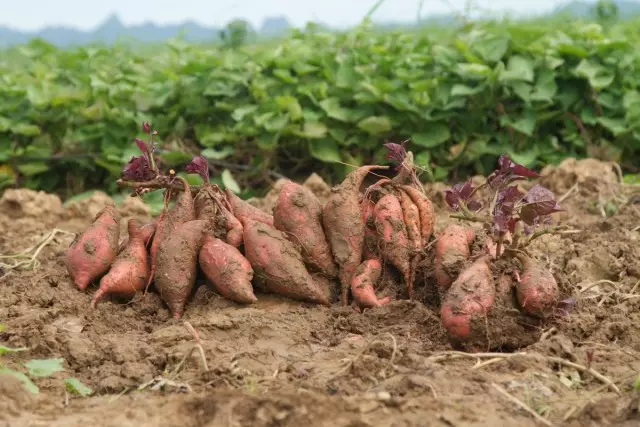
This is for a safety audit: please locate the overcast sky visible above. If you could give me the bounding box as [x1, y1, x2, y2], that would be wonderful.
[1, 0, 572, 31]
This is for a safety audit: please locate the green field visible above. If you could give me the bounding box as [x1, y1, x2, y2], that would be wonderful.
[1, 16, 639, 199]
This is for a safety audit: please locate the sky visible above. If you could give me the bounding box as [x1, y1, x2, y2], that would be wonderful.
[0, 0, 572, 31]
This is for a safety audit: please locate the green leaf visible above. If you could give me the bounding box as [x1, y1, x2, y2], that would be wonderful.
[16, 162, 49, 176]
[0, 345, 29, 355]
[472, 34, 509, 63]
[501, 55, 534, 82]
[232, 105, 258, 121]
[309, 139, 341, 163]
[11, 123, 41, 136]
[573, 60, 615, 90]
[450, 84, 484, 97]
[65, 377, 93, 396]
[336, 62, 357, 88]
[275, 96, 302, 120]
[23, 358, 65, 378]
[412, 124, 451, 148]
[597, 117, 627, 136]
[297, 122, 328, 139]
[319, 98, 352, 122]
[201, 147, 234, 160]
[502, 109, 537, 136]
[357, 116, 392, 135]
[0, 367, 39, 394]
[221, 169, 241, 194]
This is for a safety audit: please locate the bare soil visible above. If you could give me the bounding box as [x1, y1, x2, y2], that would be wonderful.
[1, 158, 640, 427]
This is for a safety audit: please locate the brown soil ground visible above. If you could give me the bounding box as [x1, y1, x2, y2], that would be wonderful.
[1, 158, 639, 427]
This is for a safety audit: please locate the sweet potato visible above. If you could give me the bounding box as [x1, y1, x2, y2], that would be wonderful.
[118, 220, 156, 253]
[195, 185, 243, 247]
[92, 219, 150, 308]
[322, 165, 387, 305]
[440, 255, 495, 342]
[65, 204, 120, 290]
[225, 188, 274, 227]
[243, 219, 329, 305]
[351, 259, 390, 310]
[147, 176, 195, 292]
[398, 189, 422, 254]
[373, 194, 413, 298]
[515, 255, 559, 317]
[199, 235, 257, 304]
[399, 185, 435, 246]
[434, 223, 475, 292]
[154, 219, 207, 318]
[273, 181, 338, 278]
[362, 198, 379, 261]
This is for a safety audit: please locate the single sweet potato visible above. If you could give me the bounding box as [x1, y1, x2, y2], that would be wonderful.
[273, 181, 338, 278]
[118, 220, 156, 253]
[147, 176, 195, 292]
[374, 194, 413, 298]
[434, 223, 475, 292]
[440, 255, 495, 343]
[243, 219, 329, 305]
[322, 165, 387, 305]
[199, 234, 257, 304]
[92, 219, 150, 308]
[362, 198, 379, 261]
[515, 255, 559, 317]
[65, 204, 121, 290]
[225, 188, 274, 227]
[351, 259, 390, 310]
[154, 219, 207, 318]
[399, 185, 435, 246]
[398, 189, 422, 254]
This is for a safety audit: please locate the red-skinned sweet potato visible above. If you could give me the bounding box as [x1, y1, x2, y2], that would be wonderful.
[147, 176, 195, 292]
[373, 193, 413, 298]
[199, 235, 257, 304]
[398, 189, 421, 254]
[399, 185, 435, 246]
[515, 255, 559, 317]
[362, 198, 379, 261]
[118, 220, 156, 253]
[351, 259, 390, 310]
[243, 219, 329, 305]
[440, 255, 495, 343]
[154, 219, 207, 318]
[92, 219, 150, 308]
[322, 165, 388, 305]
[225, 188, 274, 227]
[434, 223, 475, 292]
[65, 204, 120, 290]
[273, 181, 338, 278]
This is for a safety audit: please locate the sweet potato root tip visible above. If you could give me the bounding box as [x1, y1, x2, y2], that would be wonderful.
[243, 219, 329, 306]
[516, 255, 559, 317]
[92, 219, 150, 308]
[65, 204, 121, 290]
[434, 223, 475, 292]
[199, 235, 257, 304]
[373, 194, 412, 298]
[322, 165, 387, 306]
[399, 185, 435, 246]
[351, 259, 390, 310]
[273, 181, 338, 278]
[440, 256, 495, 342]
[225, 188, 274, 227]
[154, 219, 207, 318]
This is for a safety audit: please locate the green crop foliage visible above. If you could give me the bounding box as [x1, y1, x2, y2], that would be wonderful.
[1, 18, 639, 199]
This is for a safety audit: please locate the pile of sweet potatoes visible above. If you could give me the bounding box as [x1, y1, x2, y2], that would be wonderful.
[64, 124, 566, 351]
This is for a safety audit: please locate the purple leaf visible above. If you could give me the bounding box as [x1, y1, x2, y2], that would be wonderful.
[444, 179, 478, 211]
[142, 121, 152, 134]
[519, 184, 563, 225]
[185, 156, 210, 182]
[135, 138, 148, 155]
[383, 141, 407, 171]
[488, 154, 540, 189]
[122, 155, 155, 181]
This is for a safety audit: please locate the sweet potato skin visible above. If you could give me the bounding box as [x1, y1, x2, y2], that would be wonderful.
[351, 259, 390, 310]
[225, 188, 274, 227]
[199, 235, 257, 304]
[516, 255, 559, 317]
[154, 219, 207, 318]
[92, 219, 149, 308]
[440, 256, 495, 342]
[273, 181, 338, 278]
[322, 165, 386, 305]
[118, 220, 156, 253]
[399, 185, 435, 246]
[362, 198, 379, 261]
[373, 193, 412, 297]
[398, 189, 421, 254]
[434, 223, 475, 292]
[243, 220, 329, 305]
[65, 204, 121, 290]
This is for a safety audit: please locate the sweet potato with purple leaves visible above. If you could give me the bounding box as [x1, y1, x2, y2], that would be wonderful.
[225, 188, 274, 227]
[434, 223, 475, 292]
[154, 219, 207, 318]
[373, 193, 413, 298]
[199, 235, 257, 304]
[351, 259, 390, 310]
[243, 219, 329, 305]
[273, 181, 338, 278]
[92, 219, 149, 308]
[515, 255, 559, 317]
[322, 165, 387, 305]
[65, 204, 120, 290]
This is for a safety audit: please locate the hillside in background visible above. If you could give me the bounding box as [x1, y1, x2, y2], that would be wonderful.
[1, 0, 639, 47]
